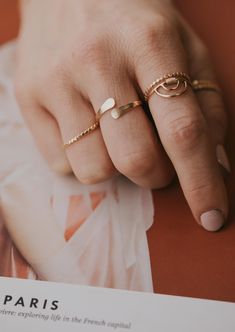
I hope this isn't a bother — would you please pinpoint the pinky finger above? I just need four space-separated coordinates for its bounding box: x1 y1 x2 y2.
21 102 71 174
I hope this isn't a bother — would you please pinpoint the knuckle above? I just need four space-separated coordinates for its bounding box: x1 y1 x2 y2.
139 16 175 46
166 116 206 151
117 149 156 178
157 168 175 189
76 162 115 184
44 61 68 88
155 16 175 40
137 24 157 45
76 37 104 65
188 181 212 196
187 180 218 204
50 159 72 175
133 16 177 68
49 62 66 80
146 168 175 190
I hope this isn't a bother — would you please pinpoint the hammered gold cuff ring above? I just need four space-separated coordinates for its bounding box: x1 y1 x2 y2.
95 97 142 121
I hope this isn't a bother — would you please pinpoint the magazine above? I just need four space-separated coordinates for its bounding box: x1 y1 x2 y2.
0 41 234 331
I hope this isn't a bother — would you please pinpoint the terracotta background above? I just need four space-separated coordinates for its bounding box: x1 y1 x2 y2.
0 1 235 302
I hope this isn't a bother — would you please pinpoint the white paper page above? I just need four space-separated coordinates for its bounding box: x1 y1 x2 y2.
0 277 235 332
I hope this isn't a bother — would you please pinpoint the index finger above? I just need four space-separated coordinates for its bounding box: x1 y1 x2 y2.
135 26 228 231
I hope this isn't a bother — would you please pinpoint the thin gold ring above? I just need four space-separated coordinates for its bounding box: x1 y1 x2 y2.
144 72 191 101
192 80 221 94
63 121 99 148
96 98 142 121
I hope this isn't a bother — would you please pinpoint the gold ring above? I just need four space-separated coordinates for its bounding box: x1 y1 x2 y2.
192 80 221 94
63 121 99 148
96 98 142 121
144 72 191 101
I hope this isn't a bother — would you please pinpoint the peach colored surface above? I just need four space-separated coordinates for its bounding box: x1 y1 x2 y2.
0 0 235 302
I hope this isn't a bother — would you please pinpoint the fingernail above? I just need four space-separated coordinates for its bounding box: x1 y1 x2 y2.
200 210 225 232
216 144 231 174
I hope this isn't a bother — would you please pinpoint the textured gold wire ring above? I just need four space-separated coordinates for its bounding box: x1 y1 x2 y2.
96 98 142 121
63 98 142 148
192 79 221 94
63 121 99 148
144 72 192 101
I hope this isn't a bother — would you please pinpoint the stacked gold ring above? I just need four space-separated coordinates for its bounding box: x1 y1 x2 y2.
144 72 191 101
63 121 99 148
192 79 221 94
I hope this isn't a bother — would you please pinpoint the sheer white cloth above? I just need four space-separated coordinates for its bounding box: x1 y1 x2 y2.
0 42 154 292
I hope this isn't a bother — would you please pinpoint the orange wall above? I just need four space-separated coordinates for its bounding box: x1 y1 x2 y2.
0 0 19 44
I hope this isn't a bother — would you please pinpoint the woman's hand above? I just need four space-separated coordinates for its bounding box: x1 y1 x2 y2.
16 0 229 231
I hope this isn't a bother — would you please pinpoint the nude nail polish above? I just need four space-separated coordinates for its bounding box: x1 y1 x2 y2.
200 209 224 232
216 144 231 174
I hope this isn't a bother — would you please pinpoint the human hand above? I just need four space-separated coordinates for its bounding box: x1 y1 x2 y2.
16 0 230 231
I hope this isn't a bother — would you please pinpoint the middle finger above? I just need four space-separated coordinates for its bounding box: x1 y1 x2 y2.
87 72 174 188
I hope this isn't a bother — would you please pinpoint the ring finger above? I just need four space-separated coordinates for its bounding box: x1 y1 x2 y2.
181 24 230 174
41 85 116 184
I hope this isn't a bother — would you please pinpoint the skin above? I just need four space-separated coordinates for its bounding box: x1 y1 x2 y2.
15 0 228 231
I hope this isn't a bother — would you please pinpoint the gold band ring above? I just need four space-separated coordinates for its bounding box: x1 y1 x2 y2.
192 80 221 94
96 98 142 121
63 121 99 148
144 72 191 101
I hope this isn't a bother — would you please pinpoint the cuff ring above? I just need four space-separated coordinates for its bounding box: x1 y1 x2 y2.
96 98 142 121
144 72 192 101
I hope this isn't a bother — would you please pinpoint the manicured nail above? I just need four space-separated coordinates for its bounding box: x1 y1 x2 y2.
216 144 231 174
200 210 224 232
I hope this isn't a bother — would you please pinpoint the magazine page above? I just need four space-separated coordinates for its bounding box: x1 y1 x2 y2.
0 1 235 331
